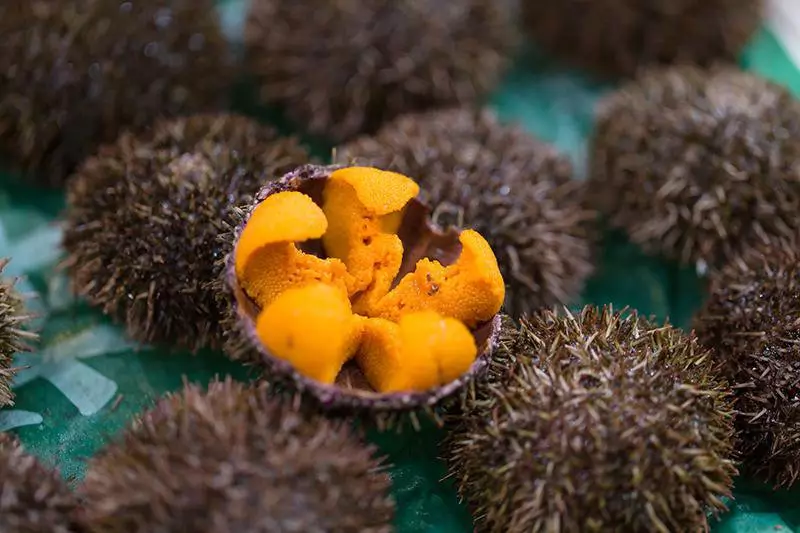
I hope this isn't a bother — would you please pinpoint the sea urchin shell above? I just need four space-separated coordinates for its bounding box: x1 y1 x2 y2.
522 0 763 78
336 107 596 318
0 0 234 186
693 233 800 487
223 164 502 428
589 65 800 270
443 306 736 532
243 0 520 142
80 378 395 533
0 432 80 533
62 114 311 352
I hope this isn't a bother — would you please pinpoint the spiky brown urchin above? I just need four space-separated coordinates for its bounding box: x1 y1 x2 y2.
443 306 737 533
693 233 800 488
0 432 81 533
80 378 395 533
336 108 596 318
62 114 311 352
1 259 36 407
243 0 520 143
589 65 800 270
0 0 234 187
522 0 763 79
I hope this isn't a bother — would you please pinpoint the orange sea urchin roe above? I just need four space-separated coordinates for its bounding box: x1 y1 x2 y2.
236 168 505 392
369 230 505 328
321 167 419 314
256 283 363 385
357 311 478 393
235 191 351 309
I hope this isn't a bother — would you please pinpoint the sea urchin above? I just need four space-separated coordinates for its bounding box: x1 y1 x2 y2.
336 107 596 318
589 65 800 270
222 163 503 429
1 258 35 408
693 233 800 487
0 432 80 533
62 114 311 352
444 306 736 532
0 0 234 186
80 378 395 533
243 0 520 142
521 0 763 78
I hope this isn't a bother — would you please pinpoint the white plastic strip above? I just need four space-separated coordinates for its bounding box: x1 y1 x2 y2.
0 410 43 432
768 0 800 69
39 360 118 416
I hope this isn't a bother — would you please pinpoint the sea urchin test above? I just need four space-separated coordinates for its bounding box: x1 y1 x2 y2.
234 167 504 394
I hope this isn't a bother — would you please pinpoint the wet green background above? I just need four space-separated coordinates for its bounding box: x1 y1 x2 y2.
2 3 800 531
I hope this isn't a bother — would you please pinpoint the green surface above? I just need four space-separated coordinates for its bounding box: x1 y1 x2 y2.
1 8 800 533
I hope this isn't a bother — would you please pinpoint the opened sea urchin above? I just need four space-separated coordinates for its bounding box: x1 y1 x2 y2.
243 0 519 142
223 164 502 428
0 433 80 533
80 378 395 532
1 258 35 407
0 0 233 186
522 0 763 78
590 65 800 270
62 114 311 352
337 107 595 318
694 233 800 487
443 306 736 532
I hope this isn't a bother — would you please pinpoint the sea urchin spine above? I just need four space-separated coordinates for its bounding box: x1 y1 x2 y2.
244 0 520 142
1 258 36 407
0 432 81 533
521 0 763 78
444 306 736 532
589 65 800 270
0 0 235 186
80 378 396 533
694 232 800 487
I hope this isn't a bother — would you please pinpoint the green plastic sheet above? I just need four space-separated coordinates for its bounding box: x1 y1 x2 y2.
2 2 799 531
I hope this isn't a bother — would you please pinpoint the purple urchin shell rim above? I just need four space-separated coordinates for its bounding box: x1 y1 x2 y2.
225 163 500 412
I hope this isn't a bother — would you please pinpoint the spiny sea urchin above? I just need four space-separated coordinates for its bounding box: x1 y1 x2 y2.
62 114 311 352
1 258 35 408
443 306 737 532
589 65 800 271
336 107 596 318
521 0 763 78
222 163 503 430
80 378 395 533
243 0 520 142
0 0 234 187
693 233 800 488
0 432 81 533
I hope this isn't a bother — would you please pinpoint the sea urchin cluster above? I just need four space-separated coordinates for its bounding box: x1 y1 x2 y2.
590 65 800 270
694 233 800 488
1 258 35 408
244 0 520 142
80 378 396 533
0 433 80 533
521 0 763 78
336 107 596 318
62 114 311 352
444 306 736 532
0 0 234 186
